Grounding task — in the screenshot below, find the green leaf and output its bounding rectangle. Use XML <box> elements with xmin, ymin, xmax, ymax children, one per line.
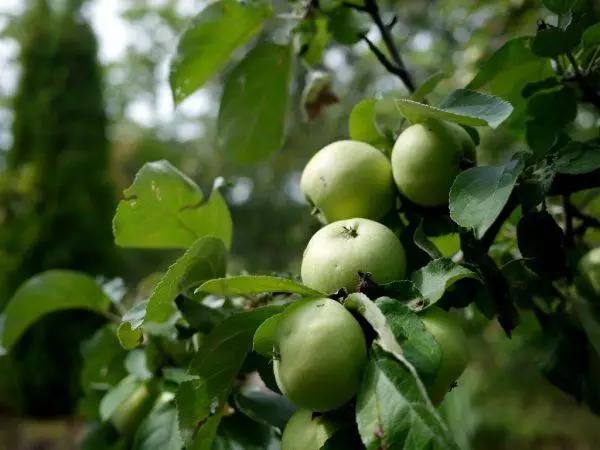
<box><xmin>213</xmin><ymin>412</ymin><xmax>280</xmax><ymax>450</ymax></box>
<box><xmin>132</xmin><ymin>401</ymin><xmax>183</xmax><ymax>450</ymax></box>
<box><xmin>117</xmin><ymin>301</ymin><xmax>147</xmax><ymax>349</ymax></box>
<box><xmin>252</xmin><ymin>314</ymin><xmax>281</xmax><ymax>357</ymax></box>
<box><xmin>175</xmin><ymin>295</ymin><xmax>227</xmax><ymax>333</ymax></box>
<box><xmin>125</xmin><ymin>350</ymin><xmax>153</xmax><ymax>381</ymax></box>
<box><xmin>449</xmin><ymin>157</ymin><xmax>525</xmax><ymax>236</ymax></box>
<box><xmin>146</xmin><ymin>237</ymin><xmax>228</xmax><ymax>325</ymax></box>
<box><xmin>344</xmin><ymin>293</ymin><xmax>406</xmax><ymax>360</ymax></box>
<box><xmin>217</xmin><ymin>41</ymin><xmax>293</xmax><ymax>164</ymax></box>
<box><xmin>169</xmin><ymin>0</ymin><xmax>272</xmax><ymax>104</ymax></box>
<box><xmin>176</xmin><ymin>306</ymin><xmax>282</xmax><ymax>447</ymax></box>
<box><xmin>411</xmin><ymin>258</ymin><xmax>480</xmax><ymax>305</ymax></box>
<box><xmin>542</xmin><ymin>0</ymin><xmax>574</xmax><ymax>14</ymax></box>
<box><xmin>0</xmin><ymin>270</ymin><xmax>109</xmax><ymax>351</ymax></box>
<box><xmin>375</xmin><ymin>298</ymin><xmax>442</xmax><ymax>383</ymax></box>
<box><xmin>233</xmin><ymin>387</ymin><xmax>297</xmax><ymax>430</ymax></box>
<box><xmin>411</xmin><ymin>72</ymin><xmax>446</xmax><ymax>103</ymax></box>
<box><xmin>81</xmin><ymin>324</ymin><xmax>128</xmax><ymax>393</ymax></box>
<box><xmin>572</xmin><ymin>296</ymin><xmax>600</xmax><ymax>359</ymax></box>
<box><xmin>356</xmin><ymin>353</ymin><xmax>459</xmax><ymax>450</ymax></box>
<box><xmin>396</xmin><ymin>89</ymin><xmax>513</xmax><ymax>129</ymax></box>
<box><xmin>197</xmin><ymin>275</ymin><xmax>322</xmax><ymax>296</ymax></box>
<box><xmin>553</xmin><ymin>140</ymin><xmax>600</xmax><ymax>174</ymax></box>
<box><xmin>348</xmin><ymin>99</ymin><xmax>390</xmax><ymax>149</ymax></box>
<box><xmin>113</xmin><ymin>160</ymin><xmax>232</xmax><ymax>250</ymax></box>
<box><xmin>100</xmin><ymin>375</ymin><xmax>141</xmax><ymax>421</ymax></box>
<box><xmin>326</xmin><ymin>6</ymin><xmax>367</xmax><ymax>46</ymax></box>
<box><xmin>582</xmin><ymin>23</ymin><xmax>600</xmax><ymax>50</ymax></box>
<box><xmin>297</xmin><ymin>17</ymin><xmax>330</xmax><ymax>66</ymax></box>
<box><xmin>413</xmin><ymin>219</ymin><xmax>443</xmax><ymax>260</ymax></box>
<box><xmin>467</xmin><ymin>38</ymin><xmax>553</xmax><ymax>133</ymax></box>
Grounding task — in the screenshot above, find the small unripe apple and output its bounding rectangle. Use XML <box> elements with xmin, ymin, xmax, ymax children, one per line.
<box><xmin>420</xmin><ymin>307</ymin><xmax>469</xmax><ymax>404</ymax></box>
<box><xmin>273</xmin><ymin>298</ymin><xmax>368</xmax><ymax>412</ymax></box>
<box><xmin>301</xmin><ymin>218</ymin><xmax>406</xmax><ymax>294</ymax></box>
<box><xmin>391</xmin><ymin>118</ymin><xmax>463</xmax><ymax>207</ymax></box>
<box><xmin>300</xmin><ymin>140</ymin><xmax>396</xmax><ymax>223</ymax></box>
<box><xmin>281</xmin><ymin>409</ymin><xmax>343</xmax><ymax>450</ymax></box>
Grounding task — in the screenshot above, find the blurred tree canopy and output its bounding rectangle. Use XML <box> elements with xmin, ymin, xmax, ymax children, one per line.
<box><xmin>0</xmin><ymin>0</ymin><xmax>118</xmax><ymax>417</ymax></box>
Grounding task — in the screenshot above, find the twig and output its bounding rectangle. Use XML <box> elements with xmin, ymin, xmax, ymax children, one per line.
<box><xmin>345</xmin><ymin>0</ymin><xmax>416</xmax><ymax>93</ymax></box>
<box><xmin>566</xmin><ymin>52</ymin><xmax>600</xmax><ymax>111</ymax></box>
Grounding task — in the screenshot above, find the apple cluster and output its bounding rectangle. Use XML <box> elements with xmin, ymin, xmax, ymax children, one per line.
<box><xmin>274</xmin><ymin>118</ymin><xmax>475</xmax><ymax>449</ymax></box>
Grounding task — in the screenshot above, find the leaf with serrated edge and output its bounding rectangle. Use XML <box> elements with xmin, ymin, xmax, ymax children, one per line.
<box><xmin>145</xmin><ymin>237</ymin><xmax>228</xmax><ymax>325</ymax></box>
<box><xmin>411</xmin><ymin>258</ymin><xmax>480</xmax><ymax>305</ymax></box>
<box><xmin>176</xmin><ymin>306</ymin><xmax>281</xmax><ymax>448</ymax></box>
<box><xmin>169</xmin><ymin>0</ymin><xmax>272</xmax><ymax>104</ymax></box>
<box><xmin>113</xmin><ymin>160</ymin><xmax>232</xmax><ymax>250</ymax></box>
<box><xmin>450</xmin><ymin>157</ymin><xmax>525</xmax><ymax>236</ymax></box>
<box><xmin>196</xmin><ymin>275</ymin><xmax>322</xmax><ymax>296</ymax></box>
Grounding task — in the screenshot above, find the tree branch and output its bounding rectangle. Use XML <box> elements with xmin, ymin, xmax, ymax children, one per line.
<box><xmin>345</xmin><ymin>0</ymin><xmax>416</xmax><ymax>93</ymax></box>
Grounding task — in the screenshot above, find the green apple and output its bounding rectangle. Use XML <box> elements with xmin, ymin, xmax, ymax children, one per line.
<box><xmin>420</xmin><ymin>307</ymin><xmax>469</xmax><ymax>404</ymax></box>
<box><xmin>447</xmin><ymin>122</ymin><xmax>476</xmax><ymax>161</ymax></box>
<box><xmin>274</xmin><ymin>298</ymin><xmax>367</xmax><ymax>412</ymax></box>
<box><xmin>281</xmin><ymin>409</ymin><xmax>343</xmax><ymax>450</ymax></box>
<box><xmin>300</xmin><ymin>140</ymin><xmax>396</xmax><ymax>223</ymax></box>
<box><xmin>391</xmin><ymin>118</ymin><xmax>463</xmax><ymax>207</ymax></box>
<box><xmin>301</xmin><ymin>218</ymin><xmax>406</xmax><ymax>294</ymax></box>
<box><xmin>576</xmin><ymin>247</ymin><xmax>600</xmax><ymax>299</ymax></box>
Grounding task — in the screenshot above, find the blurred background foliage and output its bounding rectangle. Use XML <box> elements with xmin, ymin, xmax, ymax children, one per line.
<box><xmin>0</xmin><ymin>0</ymin><xmax>599</xmax><ymax>448</ymax></box>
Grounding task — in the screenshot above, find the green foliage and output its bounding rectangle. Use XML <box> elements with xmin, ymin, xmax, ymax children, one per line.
<box><xmin>2</xmin><ymin>0</ymin><xmax>600</xmax><ymax>448</ymax></box>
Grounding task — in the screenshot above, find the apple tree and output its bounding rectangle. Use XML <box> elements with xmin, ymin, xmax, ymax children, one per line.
<box><xmin>1</xmin><ymin>0</ymin><xmax>600</xmax><ymax>448</ymax></box>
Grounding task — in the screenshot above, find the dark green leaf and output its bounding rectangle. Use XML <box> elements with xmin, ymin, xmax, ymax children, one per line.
<box><xmin>80</xmin><ymin>324</ymin><xmax>128</xmax><ymax>393</ymax></box>
<box><xmin>326</xmin><ymin>7</ymin><xmax>367</xmax><ymax>45</ymax></box>
<box><xmin>169</xmin><ymin>0</ymin><xmax>272</xmax><ymax>104</ymax></box>
<box><xmin>527</xmin><ymin>87</ymin><xmax>577</xmax><ymax>129</ymax></box>
<box><xmin>411</xmin><ymin>258</ymin><xmax>480</xmax><ymax>305</ymax></box>
<box><xmin>175</xmin><ymin>295</ymin><xmax>227</xmax><ymax>333</ymax></box>
<box><xmin>146</xmin><ymin>237</ymin><xmax>228</xmax><ymax>324</ymax></box>
<box><xmin>233</xmin><ymin>387</ymin><xmax>297</xmax><ymax>430</ymax></box>
<box><xmin>113</xmin><ymin>161</ymin><xmax>232</xmax><ymax>249</ymax></box>
<box><xmin>217</xmin><ymin>41</ymin><xmax>293</xmax><ymax>164</ymax></box>
<box><xmin>532</xmin><ymin>22</ymin><xmax>583</xmax><ymax>57</ymax></box>
<box><xmin>571</xmin><ymin>295</ymin><xmax>600</xmax><ymax>359</ymax></box>
<box><xmin>396</xmin><ymin>90</ymin><xmax>513</xmax><ymax>129</ymax></box>
<box><xmin>553</xmin><ymin>140</ymin><xmax>600</xmax><ymax>174</ymax></box>
<box><xmin>213</xmin><ymin>411</ymin><xmax>280</xmax><ymax>450</ymax></box>
<box><xmin>449</xmin><ymin>157</ymin><xmax>525</xmax><ymax>235</ymax></box>
<box><xmin>516</xmin><ymin>211</ymin><xmax>567</xmax><ymax>280</ymax></box>
<box><xmin>582</xmin><ymin>23</ymin><xmax>600</xmax><ymax>50</ymax></box>
<box><xmin>132</xmin><ymin>401</ymin><xmax>183</xmax><ymax>450</ymax></box>
<box><xmin>321</xmin><ymin>427</ymin><xmax>364</xmax><ymax>449</ymax></box>
<box><xmin>80</xmin><ymin>423</ymin><xmax>125</xmax><ymax>450</ymax></box>
<box><xmin>521</xmin><ymin>77</ymin><xmax>561</xmax><ymax>98</ymax></box>
<box><xmin>0</xmin><ymin>270</ymin><xmax>109</xmax><ymax>351</ymax></box>
<box><xmin>197</xmin><ymin>275</ymin><xmax>322</xmax><ymax>296</ymax></box>
<box><xmin>467</xmin><ymin>37</ymin><xmax>553</xmax><ymax>132</ymax></box>
<box><xmin>375</xmin><ymin>298</ymin><xmax>442</xmax><ymax>383</ymax></box>
<box><xmin>356</xmin><ymin>353</ymin><xmax>459</xmax><ymax>450</ymax></box>
<box><xmin>176</xmin><ymin>306</ymin><xmax>282</xmax><ymax>447</ymax></box>
<box><xmin>526</xmin><ymin>119</ymin><xmax>558</xmax><ymax>157</ymax></box>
